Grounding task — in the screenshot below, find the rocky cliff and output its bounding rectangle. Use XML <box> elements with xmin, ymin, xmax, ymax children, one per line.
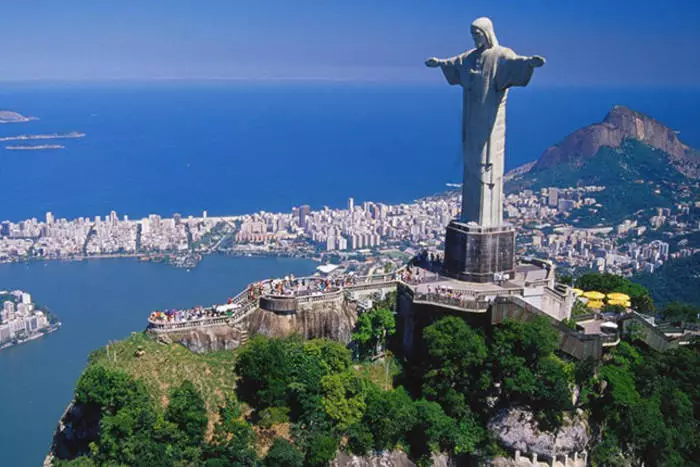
<box><xmin>174</xmin><ymin>325</ymin><xmax>247</xmax><ymax>353</ymax></box>
<box><xmin>44</xmin><ymin>401</ymin><xmax>99</xmax><ymax>466</ymax></box>
<box><xmin>247</xmin><ymin>297</ymin><xmax>359</xmax><ymax>343</ymax></box>
<box><xmin>487</xmin><ymin>407</ymin><xmax>590</xmax><ymax>459</ymax></box>
<box><xmin>529</xmin><ymin>105</ymin><xmax>699</xmax><ymax>178</ymax></box>
<box><xmin>331</xmin><ymin>452</ymin><xmax>455</xmax><ymax>467</ymax></box>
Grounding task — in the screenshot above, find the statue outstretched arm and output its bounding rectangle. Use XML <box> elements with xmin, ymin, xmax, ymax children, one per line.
<box><xmin>495</xmin><ymin>50</ymin><xmax>545</xmax><ymax>92</ymax></box>
<box><xmin>425</xmin><ymin>54</ymin><xmax>464</xmax><ymax>85</ymax></box>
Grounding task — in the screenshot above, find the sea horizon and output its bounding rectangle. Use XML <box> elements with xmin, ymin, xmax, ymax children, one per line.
<box><xmin>1</xmin><ymin>83</ymin><xmax>699</xmax><ymax>224</ymax></box>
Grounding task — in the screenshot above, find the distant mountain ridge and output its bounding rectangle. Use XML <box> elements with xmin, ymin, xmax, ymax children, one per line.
<box><xmin>505</xmin><ymin>106</ymin><xmax>700</xmax><ymax>226</ymax></box>
<box><xmin>508</xmin><ymin>105</ymin><xmax>700</xmax><ymax>181</ymax></box>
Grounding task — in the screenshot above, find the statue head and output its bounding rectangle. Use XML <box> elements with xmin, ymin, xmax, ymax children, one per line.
<box><xmin>471</xmin><ymin>17</ymin><xmax>498</xmax><ymax>50</ymax></box>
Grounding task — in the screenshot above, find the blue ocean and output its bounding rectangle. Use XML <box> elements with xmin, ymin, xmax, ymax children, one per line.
<box><xmin>1</xmin><ymin>82</ymin><xmax>699</xmax><ymax>222</ymax></box>
<box><xmin>0</xmin><ymin>83</ymin><xmax>699</xmax><ymax>466</ymax></box>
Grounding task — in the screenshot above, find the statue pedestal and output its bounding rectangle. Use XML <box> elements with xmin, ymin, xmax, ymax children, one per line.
<box><xmin>443</xmin><ymin>221</ymin><xmax>515</xmax><ymax>283</ymax></box>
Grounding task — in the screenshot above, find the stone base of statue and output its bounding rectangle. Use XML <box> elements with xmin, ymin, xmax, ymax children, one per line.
<box><xmin>443</xmin><ymin>221</ymin><xmax>515</xmax><ymax>283</ymax></box>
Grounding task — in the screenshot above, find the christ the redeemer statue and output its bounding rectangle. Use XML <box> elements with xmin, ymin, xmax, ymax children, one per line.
<box><xmin>426</xmin><ymin>17</ymin><xmax>545</xmax><ymax>227</ymax></box>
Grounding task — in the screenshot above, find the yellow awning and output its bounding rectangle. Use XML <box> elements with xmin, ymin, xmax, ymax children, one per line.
<box><xmin>607</xmin><ymin>292</ymin><xmax>631</xmax><ymax>301</ymax></box>
<box><xmin>583</xmin><ymin>291</ymin><xmax>606</xmax><ymax>300</ymax></box>
<box><xmin>587</xmin><ymin>300</ymin><xmax>604</xmax><ymax>309</ymax></box>
<box><xmin>572</xmin><ymin>288</ymin><xmax>584</xmax><ymax>297</ymax></box>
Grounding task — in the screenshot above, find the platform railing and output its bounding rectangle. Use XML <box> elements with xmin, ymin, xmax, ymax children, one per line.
<box><xmin>147</xmin><ymin>270</ymin><xmax>405</xmax><ymax>333</ymax></box>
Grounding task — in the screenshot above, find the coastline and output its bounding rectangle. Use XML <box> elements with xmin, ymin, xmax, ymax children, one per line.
<box><xmin>0</xmin><ymin>323</ymin><xmax>62</xmax><ymax>352</ymax></box>
<box><xmin>0</xmin><ymin>250</ymin><xmax>322</xmax><ymax>267</ymax></box>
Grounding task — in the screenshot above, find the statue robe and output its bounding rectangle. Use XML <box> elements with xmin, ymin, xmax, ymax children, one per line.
<box><xmin>440</xmin><ymin>46</ymin><xmax>534</xmax><ymax>227</ymax></box>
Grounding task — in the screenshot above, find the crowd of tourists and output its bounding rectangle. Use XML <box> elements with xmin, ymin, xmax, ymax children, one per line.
<box><xmin>149</xmin><ymin>305</ymin><xmax>236</xmax><ymax>324</ymax></box>
<box><xmin>420</xmin><ymin>284</ymin><xmax>479</xmax><ymax>307</ymax></box>
<box><xmin>261</xmin><ymin>275</ymin><xmax>356</xmax><ymax>297</ymax></box>
<box><xmin>400</xmin><ymin>264</ymin><xmax>439</xmax><ymax>284</ymax></box>
<box><xmin>150</xmin><ymin>270</ymin><xmax>399</xmax><ymax>326</ymax></box>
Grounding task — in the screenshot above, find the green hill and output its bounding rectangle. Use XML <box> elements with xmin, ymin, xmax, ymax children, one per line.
<box><xmin>506</xmin><ymin>106</ymin><xmax>699</xmax><ymax>226</ymax></box>
<box><xmin>634</xmin><ymin>253</ymin><xmax>700</xmax><ymax>307</ymax></box>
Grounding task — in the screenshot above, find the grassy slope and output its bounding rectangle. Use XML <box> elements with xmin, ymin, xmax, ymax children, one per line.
<box><xmin>87</xmin><ymin>332</ymin><xmax>238</xmax><ymax>418</ymax></box>
<box><xmin>84</xmin><ymin>332</ymin><xmax>396</xmax><ymax>419</ymax></box>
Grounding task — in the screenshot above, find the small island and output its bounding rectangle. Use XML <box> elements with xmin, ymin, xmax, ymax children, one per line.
<box><xmin>0</xmin><ymin>131</ymin><xmax>86</xmax><ymax>142</ymax></box>
<box><xmin>0</xmin><ymin>289</ymin><xmax>61</xmax><ymax>351</ymax></box>
<box><xmin>0</xmin><ymin>110</ymin><xmax>37</xmax><ymax>124</ymax></box>
<box><xmin>5</xmin><ymin>144</ymin><xmax>65</xmax><ymax>151</ymax></box>
<box><xmin>6</xmin><ymin>144</ymin><xmax>65</xmax><ymax>151</ymax></box>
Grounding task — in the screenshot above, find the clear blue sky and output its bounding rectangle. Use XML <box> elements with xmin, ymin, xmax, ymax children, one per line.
<box><xmin>1</xmin><ymin>0</ymin><xmax>699</xmax><ymax>86</ymax></box>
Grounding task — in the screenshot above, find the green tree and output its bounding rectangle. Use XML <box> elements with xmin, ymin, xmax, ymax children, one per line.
<box><xmin>165</xmin><ymin>380</ymin><xmax>208</xmax><ymax>448</ymax></box>
<box><xmin>659</xmin><ymin>302</ymin><xmax>699</xmax><ymax>324</ymax></box>
<box><xmin>422</xmin><ymin>317</ymin><xmax>488</xmax><ymax>418</ymax></box>
<box><xmin>319</xmin><ymin>372</ymin><xmax>366</xmax><ymax>430</ymax></box>
<box><xmin>235</xmin><ymin>336</ymin><xmax>297</xmax><ymax>409</ymax></box>
<box><xmin>305</xmin><ymin>434</ymin><xmax>339</xmax><ymax>467</ymax></box>
<box><xmin>352</xmin><ymin>307</ymin><xmax>396</xmax><ymax>359</ymax></box>
<box><xmin>264</xmin><ymin>438</ymin><xmax>303</xmax><ymax>467</ymax></box>
<box><xmin>75</xmin><ymin>365</ymin><xmax>150</xmax><ymax>415</ymax></box>
<box><xmin>204</xmin><ymin>418</ymin><xmax>259</xmax><ymax>466</ymax></box>
<box><xmin>558</xmin><ymin>274</ymin><xmax>574</xmax><ymax>286</ymax></box>
<box><xmin>303</xmin><ymin>339</ymin><xmax>352</xmax><ymax>374</ymax></box>
<box><xmin>361</xmin><ymin>385</ymin><xmax>417</xmax><ymax>451</ymax></box>
<box><xmin>346</xmin><ymin>423</ymin><xmax>374</xmax><ymax>455</ymax></box>
<box><xmin>490</xmin><ymin>318</ymin><xmax>571</xmax><ymax>429</ymax></box>
<box><xmin>408</xmin><ymin>399</ymin><xmax>457</xmax><ymax>459</ymax></box>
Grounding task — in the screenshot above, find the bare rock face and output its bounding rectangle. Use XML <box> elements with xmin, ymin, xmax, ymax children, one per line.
<box><xmin>531</xmin><ymin>106</ymin><xmax>699</xmax><ymax>178</ymax></box>
<box><xmin>487</xmin><ymin>407</ymin><xmax>589</xmax><ymax>458</ymax></box>
<box><xmin>247</xmin><ymin>297</ymin><xmax>358</xmax><ymax>343</ymax></box>
<box><xmin>177</xmin><ymin>326</ymin><xmax>245</xmax><ymax>353</ymax></box>
<box><xmin>44</xmin><ymin>401</ymin><xmax>100</xmax><ymax>466</ymax></box>
<box><xmin>331</xmin><ymin>452</ymin><xmax>454</xmax><ymax>467</ymax></box>
<box><xmin>332</xmin><ymin>452</ymin><xmax>415</xmax><ymax>467</ymax></box>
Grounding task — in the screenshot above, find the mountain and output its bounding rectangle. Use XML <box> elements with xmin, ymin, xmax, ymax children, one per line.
<box><xmin>506</xmin><ymin>106</ymin><xmax>700</xmax><ymax>225</ymax></box>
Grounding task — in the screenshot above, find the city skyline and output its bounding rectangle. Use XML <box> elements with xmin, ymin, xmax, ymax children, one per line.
<box><xmin>0</xmin><ymin>1</ymin><xmax>699</xmax><ymax>86</ymax></box>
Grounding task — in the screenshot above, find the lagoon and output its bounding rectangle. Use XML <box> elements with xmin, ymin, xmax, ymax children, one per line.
<box><xmin>0</xmin><ymin>255</ymin><xmax>316</xmax><ymax>467</ymax></box>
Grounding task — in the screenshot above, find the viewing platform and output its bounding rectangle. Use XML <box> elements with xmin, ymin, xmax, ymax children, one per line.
<box><xmin>146</xmin><ymin>253</ymin><xmax>631</xmax><ymax>361</ymax></box>
<box><xmin>147</xmin><ymin>271</ymin><xmax>400</xmax><ymax>334</ymax></box>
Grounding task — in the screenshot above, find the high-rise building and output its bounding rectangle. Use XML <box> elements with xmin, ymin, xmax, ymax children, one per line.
<box><xmin>299</xmin><ymin>205</ymin><xmax>311</xmax><ymax>228</ymax></box>
<box><xmin>558</xmin><ymin>199</ymin><xmax>575</xmax><ymax>212</ymax></box>
<box><xmin>46</xmin><ymin>212</ymin><xmax>54</xmax><ymax>225</ymax></box>
<box><xmin>548</xmin><ymin>188</ymin><xmax>559</xmax><ymax>207</ymax></box>
<box><xmin>347</xmin><ymin>197</ymin><xmax>354</xmax><ymax>212</ymax></box>
<box><xmin>337</xmin><ymin>236</ymin><xmax>348</xmax><ymax>251</ymax></box>
<box><xmin>3</xmin><ymin>301</ymin><xmax>15</xmax><ymax>321</ymax></box>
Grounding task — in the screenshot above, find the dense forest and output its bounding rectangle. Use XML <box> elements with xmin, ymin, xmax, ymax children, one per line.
<box><xmin>54</xmin><ymin>286</ymin><xmax>699</xmax><ymax>466</ymax></box>
<box><xmin>634</xmin><ymin>253</ymin><xmax>700</xmax><ymax>308</ymax></box>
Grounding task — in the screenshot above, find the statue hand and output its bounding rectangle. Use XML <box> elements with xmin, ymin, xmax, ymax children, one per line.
<box><xmin>425</xmin><ymin>57</ymin><xmax>441</xmax><ymax>68</ymax></box>
<box><xmin>529</xmin><ymin>55</ymin><xmax>546</xmax><ymax>68</ymax></box>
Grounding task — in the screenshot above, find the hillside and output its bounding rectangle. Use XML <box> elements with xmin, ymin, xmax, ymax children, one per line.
<box><xmin>634</xmin><ymin>253</ymin><xmax>700</xmax><ymax>307</ymax></box>
<box><xmin>506</xmin><ymin>106</ymin><xmax>700</xmax><ymax>225</ymax></box>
